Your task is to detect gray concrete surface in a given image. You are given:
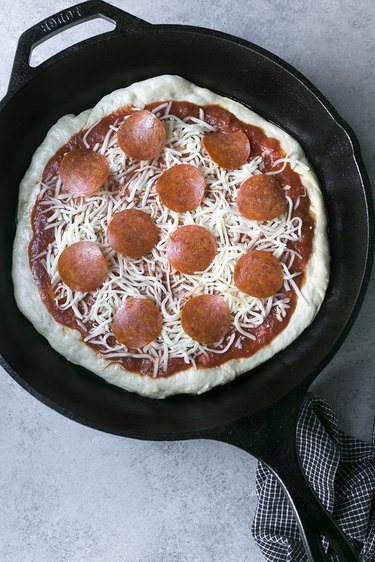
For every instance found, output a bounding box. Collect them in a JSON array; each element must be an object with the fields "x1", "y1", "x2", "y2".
[{"x1": 1, "y1": 1, "x2": 374, "y2": 561}]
